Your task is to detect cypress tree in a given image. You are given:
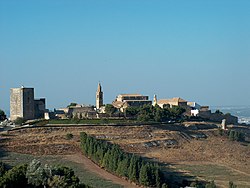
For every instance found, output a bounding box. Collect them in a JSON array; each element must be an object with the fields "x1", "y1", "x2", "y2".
[
  {"x1": 116, "y1": 157, "x2": 129, "y2": 177},
  {"x1": 229, "y1": 130, "x2": 235, "y2": 141},
  {"x1": 80, "y1": 132, "x2": 166, "y2": 187},
  {"x1": 128, "y1": 155, "x2": 138, "y2": 182},
  {"x1": 139, "y1": 163, "x2": 150, "y2": 186}
]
